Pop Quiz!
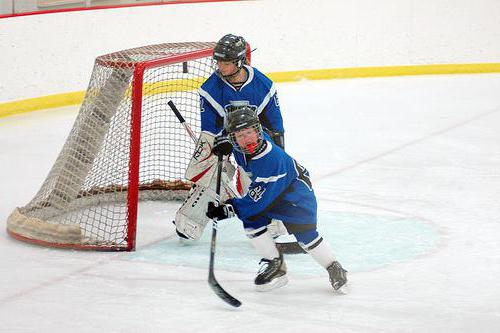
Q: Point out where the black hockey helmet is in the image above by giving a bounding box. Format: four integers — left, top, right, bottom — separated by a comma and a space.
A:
225, 104, 264, 154
213, 34, 247, 65
225, 104, 259, 133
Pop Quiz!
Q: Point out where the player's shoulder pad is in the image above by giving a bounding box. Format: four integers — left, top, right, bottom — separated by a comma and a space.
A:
249, 66, 273, 88
199, 72, 222, 91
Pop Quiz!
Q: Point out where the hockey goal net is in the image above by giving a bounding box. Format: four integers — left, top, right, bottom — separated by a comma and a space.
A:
7, 42, 220, 251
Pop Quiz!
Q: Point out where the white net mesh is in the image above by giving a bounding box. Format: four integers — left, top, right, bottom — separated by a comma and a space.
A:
7, 42, 216, 250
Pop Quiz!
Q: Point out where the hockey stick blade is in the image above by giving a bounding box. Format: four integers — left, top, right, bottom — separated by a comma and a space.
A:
208, 271, 242, 307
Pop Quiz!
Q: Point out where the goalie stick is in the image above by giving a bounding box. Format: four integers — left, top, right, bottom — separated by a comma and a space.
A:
168, 100, 241, 307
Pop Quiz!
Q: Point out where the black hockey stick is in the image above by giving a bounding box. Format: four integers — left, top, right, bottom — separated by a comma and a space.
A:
167, 100, 197, 142
208, 152, 242, 307
168, 100, 241, 307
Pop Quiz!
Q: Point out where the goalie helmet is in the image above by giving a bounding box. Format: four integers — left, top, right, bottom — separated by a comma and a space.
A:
225, 105, 264, 155
213, 34, 247, 68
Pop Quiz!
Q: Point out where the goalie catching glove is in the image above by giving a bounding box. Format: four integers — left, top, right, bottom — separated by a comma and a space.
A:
206, 202, 235, 220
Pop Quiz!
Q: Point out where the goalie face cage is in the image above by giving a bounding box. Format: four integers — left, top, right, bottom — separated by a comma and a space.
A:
6, 42, 221, 251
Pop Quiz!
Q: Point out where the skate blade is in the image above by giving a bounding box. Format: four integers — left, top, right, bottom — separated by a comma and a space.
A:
333, 283, 349, 295
255, 275, 289, 292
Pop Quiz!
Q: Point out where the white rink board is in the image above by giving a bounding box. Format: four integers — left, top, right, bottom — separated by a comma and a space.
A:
2, 0, 500, 102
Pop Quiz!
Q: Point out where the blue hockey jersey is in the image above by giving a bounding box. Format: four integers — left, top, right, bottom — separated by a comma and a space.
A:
228, 139, 317, 226
198, 65, 284, 136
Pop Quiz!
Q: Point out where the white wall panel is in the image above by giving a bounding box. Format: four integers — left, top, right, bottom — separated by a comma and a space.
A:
1, 0, 499, 102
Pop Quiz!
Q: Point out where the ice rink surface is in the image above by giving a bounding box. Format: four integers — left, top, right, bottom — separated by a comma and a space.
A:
1, 74, 500, 332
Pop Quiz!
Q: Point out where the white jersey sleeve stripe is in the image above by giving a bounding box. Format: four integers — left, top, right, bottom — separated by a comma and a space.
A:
256, 83, 277, 115
255, 173, 287, 184
198, 87, 225, 117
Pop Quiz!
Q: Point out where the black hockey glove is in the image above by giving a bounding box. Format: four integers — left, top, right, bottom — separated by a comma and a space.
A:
206, 202, 235, 220
212, 135, 233, 156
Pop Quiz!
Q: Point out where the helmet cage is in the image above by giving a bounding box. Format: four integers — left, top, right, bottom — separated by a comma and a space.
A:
224, 105, 264, 154
228, 123, 264, 155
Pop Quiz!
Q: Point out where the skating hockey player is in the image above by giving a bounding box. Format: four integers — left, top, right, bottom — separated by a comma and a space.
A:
206, 105, 348, 292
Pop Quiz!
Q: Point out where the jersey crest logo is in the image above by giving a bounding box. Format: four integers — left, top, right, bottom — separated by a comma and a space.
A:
248, 185, 265, 202
224, 101, 258, 114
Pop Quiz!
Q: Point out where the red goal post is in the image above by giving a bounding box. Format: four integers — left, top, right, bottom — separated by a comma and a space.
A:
6, 41, 251, 251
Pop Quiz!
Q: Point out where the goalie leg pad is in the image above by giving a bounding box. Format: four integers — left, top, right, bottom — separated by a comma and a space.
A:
174, 185, 218, 240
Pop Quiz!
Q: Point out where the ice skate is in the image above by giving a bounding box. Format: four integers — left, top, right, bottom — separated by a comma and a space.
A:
326, 261, 347, 291
254, 254, 288, 291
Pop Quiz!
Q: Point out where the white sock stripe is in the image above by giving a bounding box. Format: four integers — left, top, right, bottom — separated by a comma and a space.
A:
302, 235, 322, 250
245, 226, 267, 237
